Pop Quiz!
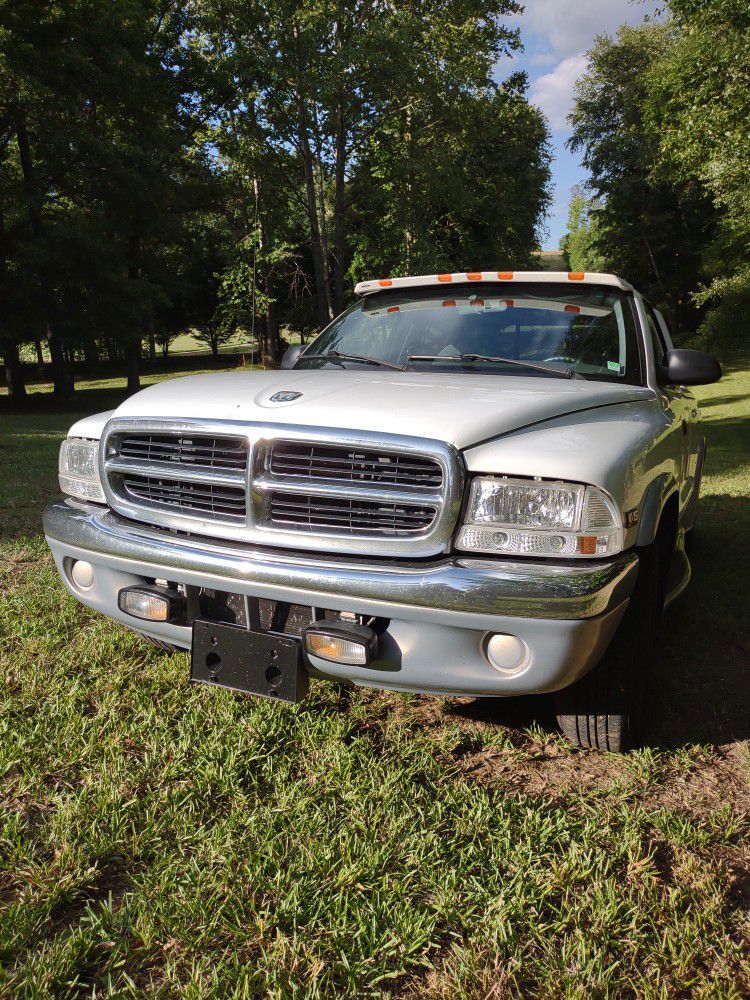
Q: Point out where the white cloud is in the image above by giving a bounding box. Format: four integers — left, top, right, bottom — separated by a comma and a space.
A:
529, 53, 588, 130
514, 1, 662, 131
511, 0, 660, 62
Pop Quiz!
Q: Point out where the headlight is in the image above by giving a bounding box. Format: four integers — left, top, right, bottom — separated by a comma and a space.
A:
456, 476, 623, 558
59, 438, 106, 502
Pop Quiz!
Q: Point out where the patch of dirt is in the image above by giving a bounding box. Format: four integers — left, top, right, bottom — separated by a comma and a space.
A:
645, 745, 750, 817
386, 692, 556, 740
454, 744, 628, 797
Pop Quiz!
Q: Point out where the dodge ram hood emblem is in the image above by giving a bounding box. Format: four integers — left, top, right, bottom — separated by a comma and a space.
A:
270, 390, 303, 402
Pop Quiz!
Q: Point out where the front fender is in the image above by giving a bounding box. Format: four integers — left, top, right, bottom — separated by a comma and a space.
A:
463, 398, 681, 549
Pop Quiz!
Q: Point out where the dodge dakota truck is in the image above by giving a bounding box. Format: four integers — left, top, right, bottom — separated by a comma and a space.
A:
43, 271, 722, 751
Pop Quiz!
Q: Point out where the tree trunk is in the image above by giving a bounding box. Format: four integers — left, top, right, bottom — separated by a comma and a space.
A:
126, 235, 142, 392
15, 112, 72, 395
294, 81, 331, 327
83, 340, 99, 369
332, 103, 347, 315
255, 312, 268, 366
125, 338, 141, 393
263, 299, 280, 368
47, 323, 74, 395
2, 341, 26, 398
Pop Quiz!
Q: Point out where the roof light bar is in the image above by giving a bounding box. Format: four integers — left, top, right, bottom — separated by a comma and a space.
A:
354, 271, 630, 296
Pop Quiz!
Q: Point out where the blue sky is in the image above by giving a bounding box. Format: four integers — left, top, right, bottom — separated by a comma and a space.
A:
495, 0, 660, 250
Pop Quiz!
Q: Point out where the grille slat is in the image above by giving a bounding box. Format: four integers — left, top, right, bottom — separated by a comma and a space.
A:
123, 475, 246, 520
119, 434, 248, 471
270, 442, 442, 489
269, 492, 435, 535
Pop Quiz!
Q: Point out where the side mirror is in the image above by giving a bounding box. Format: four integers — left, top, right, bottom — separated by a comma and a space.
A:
280, 344, 306, 370
664, 349, 722, 386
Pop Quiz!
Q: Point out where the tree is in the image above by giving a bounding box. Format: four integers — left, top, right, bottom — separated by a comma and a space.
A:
0, 0, 199, 396
192, 0, 534, 332
560, 185, 605, 272
349, 78, 549, 279
646, 0, 750, 345
568, 22, 716, 334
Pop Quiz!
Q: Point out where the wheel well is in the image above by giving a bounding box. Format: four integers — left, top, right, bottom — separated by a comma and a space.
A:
656, 493, 679, 552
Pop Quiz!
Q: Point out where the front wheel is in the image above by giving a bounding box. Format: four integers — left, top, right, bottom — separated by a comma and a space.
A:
554, 535, 666, 752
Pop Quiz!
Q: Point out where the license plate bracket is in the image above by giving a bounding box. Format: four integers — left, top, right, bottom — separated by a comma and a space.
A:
191, 620, 308, 703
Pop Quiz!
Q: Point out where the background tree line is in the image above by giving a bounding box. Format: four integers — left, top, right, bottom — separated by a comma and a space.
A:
0, 0, 550, 398
562, 0, 749, 346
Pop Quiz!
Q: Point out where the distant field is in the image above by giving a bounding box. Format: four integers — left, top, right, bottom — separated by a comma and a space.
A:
0, 361, 748, 996
533, 250, 567, 271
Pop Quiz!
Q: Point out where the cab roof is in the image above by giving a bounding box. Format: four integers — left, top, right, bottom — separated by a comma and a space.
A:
354, 271, 634, 296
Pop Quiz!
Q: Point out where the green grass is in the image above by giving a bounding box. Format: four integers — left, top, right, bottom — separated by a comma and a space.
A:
0, 363, 748, 997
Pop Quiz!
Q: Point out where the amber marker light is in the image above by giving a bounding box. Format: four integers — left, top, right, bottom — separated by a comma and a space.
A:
379, 278, 393, 287
438, 274, 453, 282
467, 272, 482, 280
568, 272, 585, 281
498, 271, 514, 280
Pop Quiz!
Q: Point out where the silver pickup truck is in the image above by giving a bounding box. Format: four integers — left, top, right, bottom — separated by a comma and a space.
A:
44, 271, 721, 751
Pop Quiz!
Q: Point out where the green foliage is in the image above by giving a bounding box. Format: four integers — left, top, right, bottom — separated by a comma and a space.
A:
567, 22, 716, 335
349, 78, 550, 280
565, 4, 749, 346
0, 0, 202, 390
559, 184, 605, 272
645, 0, 750, 346
0, 0, 551, 390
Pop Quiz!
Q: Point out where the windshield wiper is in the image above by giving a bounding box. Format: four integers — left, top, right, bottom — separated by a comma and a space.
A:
299, 350, 406, 371
407, 354, 586, 380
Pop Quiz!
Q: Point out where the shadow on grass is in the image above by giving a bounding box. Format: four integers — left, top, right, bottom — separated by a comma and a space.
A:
0, 353, 250, 416
700, 415, 750, 477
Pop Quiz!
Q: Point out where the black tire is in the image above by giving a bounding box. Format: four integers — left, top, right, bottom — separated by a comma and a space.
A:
555, 531, 669, 752
141, 634, 183, 655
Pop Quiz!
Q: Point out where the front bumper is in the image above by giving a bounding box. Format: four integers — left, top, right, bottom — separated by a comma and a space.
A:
43, 499, 639, 697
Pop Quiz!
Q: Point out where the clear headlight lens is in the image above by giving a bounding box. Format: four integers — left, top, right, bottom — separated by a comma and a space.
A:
457, 476, 623, 558
59, 438, 106, 503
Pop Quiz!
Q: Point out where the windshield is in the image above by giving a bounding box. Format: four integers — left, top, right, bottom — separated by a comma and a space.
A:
297, 283, 643, 384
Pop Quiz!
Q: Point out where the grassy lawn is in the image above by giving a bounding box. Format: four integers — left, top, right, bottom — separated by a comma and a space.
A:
0, 364, 748, 997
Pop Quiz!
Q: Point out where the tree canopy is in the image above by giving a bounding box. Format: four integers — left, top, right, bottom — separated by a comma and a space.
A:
0, 0, 551, 395
565, 2, 749, 345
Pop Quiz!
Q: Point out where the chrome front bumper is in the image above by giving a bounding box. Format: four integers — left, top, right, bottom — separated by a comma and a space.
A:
43, 499, 639, 696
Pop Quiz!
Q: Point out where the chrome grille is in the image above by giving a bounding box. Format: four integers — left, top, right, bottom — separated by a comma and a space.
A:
122, 474, 247, 520
102, 419, 463, 558
268, 492, 436, 535
118, 434, 248, 471
269, 441, 442, 489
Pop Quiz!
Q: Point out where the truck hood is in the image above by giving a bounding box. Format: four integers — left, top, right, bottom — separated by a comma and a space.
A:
112, 370, 652, 450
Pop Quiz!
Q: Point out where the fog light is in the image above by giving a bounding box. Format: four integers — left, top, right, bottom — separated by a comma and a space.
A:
118, 585, 185, 623
305, 621, 378, 666
484, 633, 530, 675
70, 560, 95, 590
